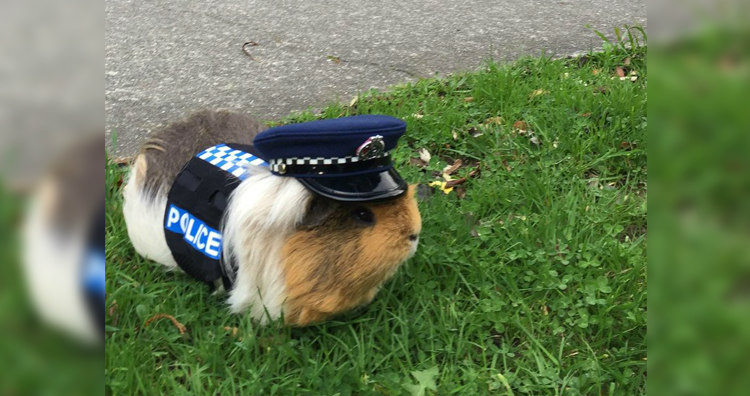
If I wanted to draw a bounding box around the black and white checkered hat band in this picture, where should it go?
[269,152,390,175]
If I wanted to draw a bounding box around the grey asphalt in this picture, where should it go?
[105,0,646,157]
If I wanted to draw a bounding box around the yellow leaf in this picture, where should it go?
[428,181,453,194]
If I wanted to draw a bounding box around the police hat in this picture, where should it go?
[253,115,408,202]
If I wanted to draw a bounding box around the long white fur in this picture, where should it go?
[222,166,312,321]
[122,155,312,323]
[122,156,177,269]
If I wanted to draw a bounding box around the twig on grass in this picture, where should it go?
[143,313,187,334]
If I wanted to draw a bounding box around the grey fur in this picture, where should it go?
[137,110,266,197]
[43,134,104,231]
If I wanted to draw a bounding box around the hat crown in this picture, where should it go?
[253,115,406,162]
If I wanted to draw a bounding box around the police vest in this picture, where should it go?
[163,143,267,290]
[84,204,104,338]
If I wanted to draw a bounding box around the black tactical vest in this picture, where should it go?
[163,143,267,290]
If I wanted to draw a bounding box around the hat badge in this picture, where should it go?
[356,135,385,160]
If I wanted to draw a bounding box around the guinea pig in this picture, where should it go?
[122,110,421,326]
[22,135,104,344]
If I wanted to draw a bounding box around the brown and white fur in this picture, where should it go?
[123,110,421,326]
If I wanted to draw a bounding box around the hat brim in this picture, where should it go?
[296,168,408,202]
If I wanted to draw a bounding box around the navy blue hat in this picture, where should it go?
[253,115,408,202]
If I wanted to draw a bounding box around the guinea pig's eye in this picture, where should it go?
[352,207,375,225]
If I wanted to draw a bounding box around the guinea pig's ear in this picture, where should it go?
[298,196,339,229]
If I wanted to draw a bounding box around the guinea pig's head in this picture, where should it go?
[281,184,421,325]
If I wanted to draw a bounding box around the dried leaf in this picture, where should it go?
[108,300,118,326]
[592,69,600,76]
[513,120,528,130]
[468,166,481,178]
[464,97,474,103]
[108,301,118,317]
[501,159,512,172]
[349,96,358,107]
[615,67,625,78]
[529,89,549,98]
[581,112,592,118]
[624,57,631,66]
[326,55,341,64]
[409,157,428,167]
[454,186,466,199]
[484,116,503,125]
[418,148,431,163]
[513,120,530,135]
[452,130,458,140]
[223,326,239,337]
[442,159,463,176]
[718,54,740,71]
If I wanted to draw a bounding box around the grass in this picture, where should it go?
[649,28,750,396]
[105,29,647,395]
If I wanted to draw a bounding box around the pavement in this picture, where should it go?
[105,0,646,158]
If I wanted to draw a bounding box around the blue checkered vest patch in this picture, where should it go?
[164,143,267,290]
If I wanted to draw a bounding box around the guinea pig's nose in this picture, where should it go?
[408,234,419,241]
